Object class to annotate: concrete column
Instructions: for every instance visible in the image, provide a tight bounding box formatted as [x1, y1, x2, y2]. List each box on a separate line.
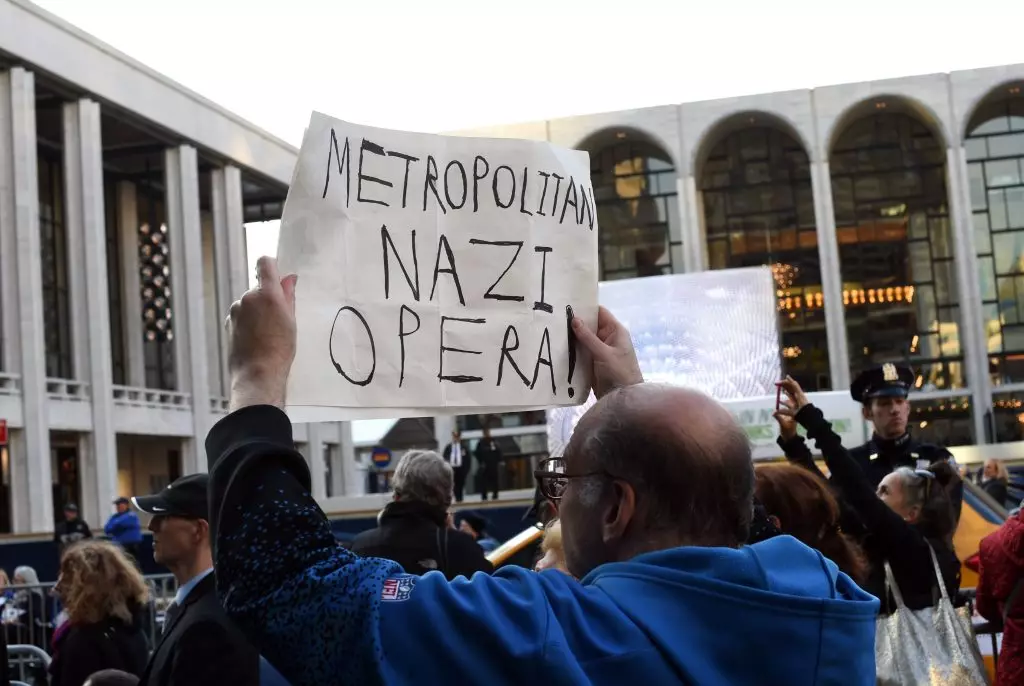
[680, 176, 706, 273]
[63, 99, 118, 521]
[222, 166, 249, 300]
[165, 146, 211, 473]
[810, 160, 851, 391]
[116, 181, 145, 387]
[328, 426, 345, 498]
[669, 176, 687, 273]
[301, 423, 327, 501]
[210, 168, 242, 397]
[339, 421, 362, 496]
[947, 146, 991, 442]
[0, 68, 54, 533]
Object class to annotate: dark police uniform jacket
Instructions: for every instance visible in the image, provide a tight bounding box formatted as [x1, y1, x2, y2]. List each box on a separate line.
[139, 572, 259, 686]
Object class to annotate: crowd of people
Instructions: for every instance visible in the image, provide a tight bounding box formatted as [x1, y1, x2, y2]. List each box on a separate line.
[5, 254, 1024, 684]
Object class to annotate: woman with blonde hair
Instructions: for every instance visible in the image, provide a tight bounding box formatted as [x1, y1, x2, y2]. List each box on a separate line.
[48, 540, 150, 686]
[980, 458, 1011, 508]
[535, 519, 569, 574]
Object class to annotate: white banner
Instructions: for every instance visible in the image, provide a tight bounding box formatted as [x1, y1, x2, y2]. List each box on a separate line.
[724, 391, 869, 460]
[277, 113, 598, 421]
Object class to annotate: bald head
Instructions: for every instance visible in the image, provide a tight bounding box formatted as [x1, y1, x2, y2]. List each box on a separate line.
[567, 384, 754, 549]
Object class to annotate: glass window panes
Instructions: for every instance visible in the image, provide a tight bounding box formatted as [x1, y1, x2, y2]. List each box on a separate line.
[911, 396, 973, 446]
[831, 112, 962, 387]
[699, 125, 829, 391]
[38, 150, 72, 380]
[992, 392, 1024, 443]
[969, 93, 1024, 385]
[590, 137, 678, 280]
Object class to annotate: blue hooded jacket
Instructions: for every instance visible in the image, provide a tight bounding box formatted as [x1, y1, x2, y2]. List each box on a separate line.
[207, 406, 879, 686]
[103, 510, 143, 545]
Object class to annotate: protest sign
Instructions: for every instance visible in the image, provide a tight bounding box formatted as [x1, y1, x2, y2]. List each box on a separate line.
[277, 113, 599, 421]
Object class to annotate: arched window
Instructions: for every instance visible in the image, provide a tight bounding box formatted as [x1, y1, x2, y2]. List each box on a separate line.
[966, 85, 1024, 387]
[830, 109, 962, 390]
[700, 120, 828, 390]
[587, 132, 678, 280]
[965, 83, 1024, 441]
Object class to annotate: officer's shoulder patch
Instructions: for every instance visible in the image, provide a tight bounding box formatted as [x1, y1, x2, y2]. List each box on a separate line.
[381, 576, 417, 602]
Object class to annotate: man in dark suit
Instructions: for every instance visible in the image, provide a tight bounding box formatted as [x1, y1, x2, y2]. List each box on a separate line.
[474, 424, 503, 501]
[132, 474, 259, 686]
[442, 430, 470, 502]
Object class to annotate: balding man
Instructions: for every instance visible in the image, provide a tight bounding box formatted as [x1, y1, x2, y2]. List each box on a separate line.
[208, 257, 878, 686]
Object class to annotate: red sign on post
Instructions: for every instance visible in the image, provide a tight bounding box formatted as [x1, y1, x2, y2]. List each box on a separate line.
[0, 420, 7, 446]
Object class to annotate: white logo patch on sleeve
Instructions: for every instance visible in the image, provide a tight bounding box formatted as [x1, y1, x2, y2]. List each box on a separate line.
[381, 577, 417, 602]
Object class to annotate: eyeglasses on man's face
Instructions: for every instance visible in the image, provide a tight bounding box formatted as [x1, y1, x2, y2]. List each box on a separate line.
[533, 457, 612, 503]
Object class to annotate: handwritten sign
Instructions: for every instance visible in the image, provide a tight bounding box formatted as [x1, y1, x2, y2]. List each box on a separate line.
[277, 113, 599, 421]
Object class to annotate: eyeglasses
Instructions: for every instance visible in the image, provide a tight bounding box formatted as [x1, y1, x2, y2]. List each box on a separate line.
[533, 457, 611, 502]
[914, 469, 935, 499]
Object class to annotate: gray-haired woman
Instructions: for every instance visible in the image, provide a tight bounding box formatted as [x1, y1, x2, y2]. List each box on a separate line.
[351, 450, 493, 580]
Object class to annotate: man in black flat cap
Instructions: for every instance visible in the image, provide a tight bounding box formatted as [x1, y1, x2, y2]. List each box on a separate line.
[132, 474, 258, 686]
[54, 503, 92, 555]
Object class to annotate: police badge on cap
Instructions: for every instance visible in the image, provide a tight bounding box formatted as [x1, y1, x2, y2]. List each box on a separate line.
[850, 363, 915, 403]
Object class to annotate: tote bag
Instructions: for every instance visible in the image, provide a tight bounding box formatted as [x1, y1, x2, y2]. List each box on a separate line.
[875, 541, 988, 685]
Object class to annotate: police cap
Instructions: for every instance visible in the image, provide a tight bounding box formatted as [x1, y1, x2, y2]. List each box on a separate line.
[850, 363, 915, 404]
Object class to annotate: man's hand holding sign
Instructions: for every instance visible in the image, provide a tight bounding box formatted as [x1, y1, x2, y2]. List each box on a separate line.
[276, 114, 600, 419]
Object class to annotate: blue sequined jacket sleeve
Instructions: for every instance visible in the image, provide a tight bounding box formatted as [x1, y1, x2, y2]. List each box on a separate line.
[206, 404, 403, 686]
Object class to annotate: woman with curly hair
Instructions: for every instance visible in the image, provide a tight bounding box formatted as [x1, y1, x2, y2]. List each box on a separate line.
[49, 540, 150, 686]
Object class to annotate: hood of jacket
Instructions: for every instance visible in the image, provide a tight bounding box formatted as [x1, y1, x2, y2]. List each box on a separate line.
[577, 535, 879, 685]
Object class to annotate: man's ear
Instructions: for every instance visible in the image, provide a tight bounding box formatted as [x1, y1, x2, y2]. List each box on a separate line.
[603, 480, 636, 542]
[861, 404, 872, 421]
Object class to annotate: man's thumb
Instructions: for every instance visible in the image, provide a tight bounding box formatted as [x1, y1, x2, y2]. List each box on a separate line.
[572, 317, 606, 357]
[281, 274, 298, 309]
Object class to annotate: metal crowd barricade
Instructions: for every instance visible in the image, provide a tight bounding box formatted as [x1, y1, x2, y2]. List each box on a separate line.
[2, 572, 178, 679]
[6, 644, 49, 685]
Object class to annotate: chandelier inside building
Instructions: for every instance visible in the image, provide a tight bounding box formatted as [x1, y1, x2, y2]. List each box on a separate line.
[139, 223, 174, 342]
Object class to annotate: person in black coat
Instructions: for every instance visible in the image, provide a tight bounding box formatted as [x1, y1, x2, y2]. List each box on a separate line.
[474, 425, 503, 501]
[48, 540, 150, 686]
[442, 430, 471, 503]
[131, 474, 259, 686]
[54, 503, 93, 554]
[351, 450, 493, 579]
[777, 376, 961, 612]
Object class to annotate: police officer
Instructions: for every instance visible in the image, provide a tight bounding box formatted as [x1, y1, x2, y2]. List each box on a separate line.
[777, 362, 961, 519]
[847, 363, 957, 487]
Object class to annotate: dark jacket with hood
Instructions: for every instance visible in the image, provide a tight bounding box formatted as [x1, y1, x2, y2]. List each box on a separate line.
[350, 501, 493, 579]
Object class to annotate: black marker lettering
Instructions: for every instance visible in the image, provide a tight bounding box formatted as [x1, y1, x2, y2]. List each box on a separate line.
[518, 166, 533, 216]
[581, 185, 595, 230]
[559, 177, 579, 225]
[472, 156, 490, 212]
[550, 173, 564, 216]
[398, 304, 421, 387]
[536, 171, 551, 216]
[497, 325, 530, 387]
[444, 160, 468, 210]
[422, 156, 447, 214]
[429, 234, 466, 305]
[329, 306, 375, 386]
[492, 165, 515, 209]
[468, 239, 525, 302]
[533, 246, 553, 313]
[530, 327, 556, 394]
[357, 139, 392, 206]
[380, 225, 420, 301]
[387, 150, 420, 209]
[322, 129, 352, 204]
[439, 316, 485, 383]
